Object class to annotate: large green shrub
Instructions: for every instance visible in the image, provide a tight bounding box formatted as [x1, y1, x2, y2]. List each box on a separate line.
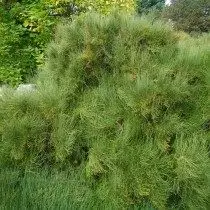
[1, 12, 210, 209]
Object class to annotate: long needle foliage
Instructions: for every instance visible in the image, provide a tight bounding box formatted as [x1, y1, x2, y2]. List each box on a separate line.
[1, 12, 210, 209]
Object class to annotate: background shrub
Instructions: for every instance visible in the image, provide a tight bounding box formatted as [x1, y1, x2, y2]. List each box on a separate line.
[0, 12, 210, 209]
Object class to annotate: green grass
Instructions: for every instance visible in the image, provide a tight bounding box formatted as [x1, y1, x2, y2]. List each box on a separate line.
[0, 168, 155, 210]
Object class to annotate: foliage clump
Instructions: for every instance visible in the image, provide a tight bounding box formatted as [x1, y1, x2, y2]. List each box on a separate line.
[1, 12, 210, 209]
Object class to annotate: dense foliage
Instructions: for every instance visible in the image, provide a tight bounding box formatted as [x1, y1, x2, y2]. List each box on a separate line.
[0, 0, 135, 86]
[164, 0, 210, 33]
[137, 0, 165, 14]
[1, 12, 210, 209]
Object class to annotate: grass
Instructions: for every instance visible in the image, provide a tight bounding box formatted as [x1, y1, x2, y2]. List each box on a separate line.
[0, 168, 155, 210]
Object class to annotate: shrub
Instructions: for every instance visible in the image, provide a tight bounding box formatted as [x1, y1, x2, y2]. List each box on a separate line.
[0, 12, 210, 209]
[0, 3, 52, 86]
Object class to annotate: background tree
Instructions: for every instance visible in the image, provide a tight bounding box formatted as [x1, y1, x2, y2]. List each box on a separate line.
[137, 0, 165, 14]
[164, 0, 210, 33]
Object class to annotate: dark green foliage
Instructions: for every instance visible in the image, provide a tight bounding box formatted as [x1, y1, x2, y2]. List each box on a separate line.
[137, 0, 165, 14]
[164, 0, 210, 33]
[1, 12, 210, 209]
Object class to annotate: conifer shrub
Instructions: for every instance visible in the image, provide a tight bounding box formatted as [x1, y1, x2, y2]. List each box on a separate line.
[0, 12, 210, 209]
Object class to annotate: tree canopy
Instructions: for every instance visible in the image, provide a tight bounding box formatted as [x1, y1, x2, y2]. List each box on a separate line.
[137, 0, 165, 14]
[165, 0, 210, 33]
